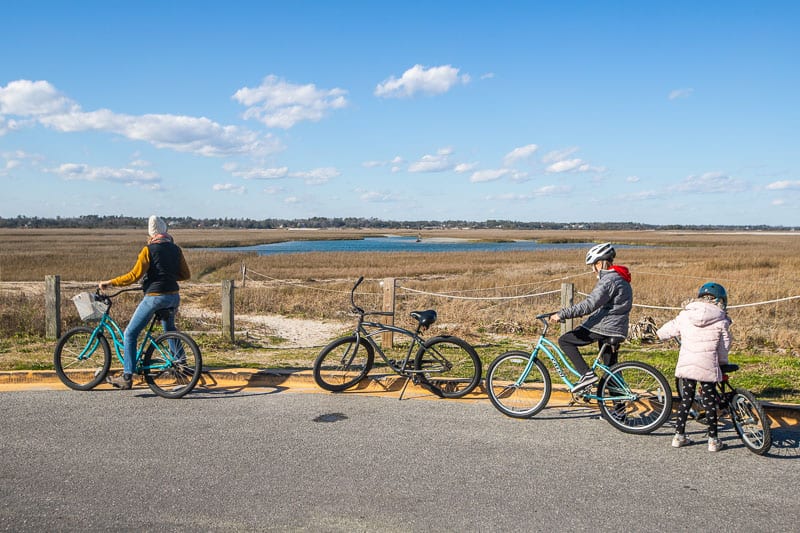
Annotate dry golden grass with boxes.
[1,228,800,355]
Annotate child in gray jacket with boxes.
[549,243,632,392]
[657,282,732,452]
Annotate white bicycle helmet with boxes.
[585,242,616,265]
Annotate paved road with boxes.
[1,387,798,532]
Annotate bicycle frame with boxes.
[519,318,629,402]
[354,313,429,375]
[80,298,177,375]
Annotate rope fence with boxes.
[241,263,800,311]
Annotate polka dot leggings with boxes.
[675,378,718,439]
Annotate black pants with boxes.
[675,379,718,438]
[558,327,619,375]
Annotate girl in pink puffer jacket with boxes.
[657,282,732,452]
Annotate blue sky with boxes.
[1,1,798,225]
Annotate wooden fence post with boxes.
[382,278,396,348]
[222,280,235,343]
[560,282,575,335]
[45,275,61,339]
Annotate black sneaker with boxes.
[570,372,598,393]
[107,373,132,390]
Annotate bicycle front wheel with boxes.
[143,331,202,399]
[730,388,772,455]
[414,336,481,398]
[313,336,374,391]
[485,351,551,418]
[598,361,672,434]
[54,326,111,390]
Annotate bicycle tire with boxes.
[598,361,672,434]
[53,326,111,391]
[413,336,481,398]
[730,388,772,455]
[143,331,202,399]
[313,336,374,392]
[485,351,551,418]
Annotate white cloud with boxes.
[0,79,280,157]
[533,185,571,196]
[289,167,339,185]
[766,180,800,190]
[542,147,579,164]
[213,183,246,194]
[626,175,641,183]
[470,168,510,183]
[51,162,160,186]
[546,158,585,173]
[673,171,746,193]
[375,64,470,98]
[233,75,348,129]
[359,190,402,203]
[408,148,454,173]
[232,166,289,180]
[0,80,76,116]
[669,88,694,100]
[454,162,478,173]
[503,144,538,166]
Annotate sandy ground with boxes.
[4,281,350,349]
[178,304,349,348]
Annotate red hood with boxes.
[609,265,631,282]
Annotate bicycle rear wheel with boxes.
[414,336,481,398]
[313,336,375,391]
[598,361,672,434]
[485,351,551,418]
[143,331,202,399]
[53,326,111,390]
[730,388,772,455]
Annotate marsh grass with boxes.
[1,228,799,401]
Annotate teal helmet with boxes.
[698,282,727,307]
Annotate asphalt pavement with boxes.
[1,375,799,532]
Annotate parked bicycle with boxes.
[54,287,202,399]
[676,365,772,455]
[485,313,672,434]
[313,276,481,399]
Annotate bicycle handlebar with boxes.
[348,276,394,318]
[95,286,142,302]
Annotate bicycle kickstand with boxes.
[399,375,411,401]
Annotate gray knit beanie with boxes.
[148,215,168,236]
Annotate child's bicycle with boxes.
[313,276,481,399]
[676,365,772,455]
[53,287,202,399]
[485,313,673,434]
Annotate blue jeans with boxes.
[122,293,180,375]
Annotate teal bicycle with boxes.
[54,287,202,399]
[485,313,672,434]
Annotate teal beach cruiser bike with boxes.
[486,313,672,434]
[54,287,202,399]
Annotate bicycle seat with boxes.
[720,363,739,373]
[410,310,437,327]
[154,307,176,321]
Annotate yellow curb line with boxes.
[1,369,798,428]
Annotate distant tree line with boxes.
[0,215,796,232]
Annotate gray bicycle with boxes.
[313,277,481,399]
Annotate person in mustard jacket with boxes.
[98,216,191,389]
[657,282,732,452]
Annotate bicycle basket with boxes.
[72,292,109,321]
